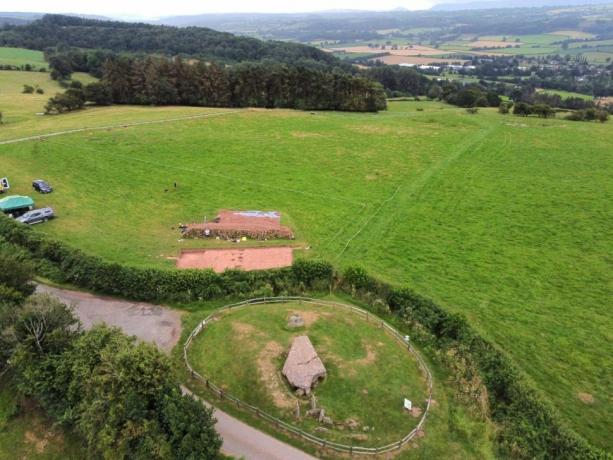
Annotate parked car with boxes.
[32,179,53,193]
[16,207,54,225]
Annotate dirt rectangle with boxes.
[177,247,294,272]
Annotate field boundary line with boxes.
[184,296,433,456]
[0,110,240,145]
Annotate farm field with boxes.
[188,301,430,447]
[0,94,611,450]
[536,88,594,100]
[0,47,46,68]
[324,31,613,65]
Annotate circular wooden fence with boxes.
[184,297,433,456]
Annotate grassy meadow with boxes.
[189,301,430,446]
[0,86,611,449]
[180,297,497,459]
[0,47,47,68]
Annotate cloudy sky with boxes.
[4,1,437,18]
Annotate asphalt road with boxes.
[37,284,318,460]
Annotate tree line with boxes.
[0,14,344,68]
[0,240,222,459]
[46,56,387,113]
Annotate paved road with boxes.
[37,284,317,460]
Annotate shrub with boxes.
[22,84,34,94]
[466,107,479,114]
[0,216,334,303]
[499,101,513,114]
[513,101,532,117]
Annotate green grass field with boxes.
[536,88,594,100]
[0,47,46,69]
[181,297,496,459]
[189,301,430,446]
[0,87,611,450]
[437,33,613,63]
[0,376,82,459]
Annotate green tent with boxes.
[0,195,34,213]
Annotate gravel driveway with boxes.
[36,284,182,352]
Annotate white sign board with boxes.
[404,398,412,411]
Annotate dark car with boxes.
[16,207,54,225]
[32,179,53,193]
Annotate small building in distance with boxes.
[282,335,326,395]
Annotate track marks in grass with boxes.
[335,124,495,261]
[0,110,240,146]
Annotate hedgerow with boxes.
[0,216,333,303]
[0,214,606,459]
[341,269,607,460]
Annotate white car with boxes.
[16,207,55,225]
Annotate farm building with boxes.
[183,210,294,240]
[0,195,34,216]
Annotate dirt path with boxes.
[37,284,317,460]
[0,110,239,146]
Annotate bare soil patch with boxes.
[291,310,330,327]
[177,247,294,272]
[291,131,323,139]
[257,340,295,409]
[469,40,521,48]
[25,430,50,454]
[333,45,444,56]
[577,392,595,404]
[374,55,467,66]
[232,321,257,335]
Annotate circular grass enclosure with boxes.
[187,300,430,447]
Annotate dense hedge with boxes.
[341,267,607,460]
[0,215,606,458]
[0,216,333,303]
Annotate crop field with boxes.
[0,47,47,68]
[0,88,611,449]
[188,301,430,447]
[328,32,613,64]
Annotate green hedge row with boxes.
[0,216,333,303]
[342,266,606,460]
[0,216,605,459]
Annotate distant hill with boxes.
[0,11,110,24]
[0,14,341,66]
[432,0,613,10]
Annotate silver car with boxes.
[16,207,54,225]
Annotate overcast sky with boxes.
[3,1,437,18]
